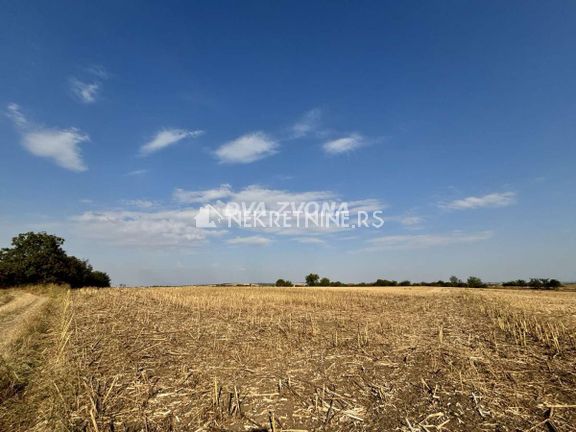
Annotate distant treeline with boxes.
[501,278,562,289]
[275,274,563,290]
[0,232,111,288]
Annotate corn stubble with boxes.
[1,286,575,431]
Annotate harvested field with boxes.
[1,286,576,431]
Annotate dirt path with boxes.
[0,291,49,352]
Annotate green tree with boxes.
[0,231,111,288]
[466,276,485,288]
[374,279,396,286]
[319,277,331,286]
[305,273,320,286]
[0,232,70,286]
[528,278,543,289]
[449,276,463,287]
[87,271,112,288]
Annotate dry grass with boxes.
[1,285,575,431]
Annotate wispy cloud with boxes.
[73,209,225,247]
[365,231,492,250]
[441,192,516,210]
[126,169,149,176]
[173,184,233,203]
[6,103,88,172]
[72,184,387,247]
[292,108,322,138]
[293,237,326,244]
[140,128,204,156]
[227,236,271,246]
[400,216,424,226]
[69,66,109,104]
[85,64,109,79]
[173,184,335,206]
[215,132,278,164]
[124,199,157,209]
[70,78,100,104]
[323,134,364,155]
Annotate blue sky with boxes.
[1,1,575,285]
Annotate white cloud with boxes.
[124,199,156,209]
[73,209,224,247]
[293,237,325,244]
[366,231,493,250]
[173,184,233,203]
[442,192,516,210]
[173,184,337,207]
[70,78,100,104]
[126,169,149,176]
[85,65,109,79]
[292,108,322,138]
[323,134,364,154]
[227,236,271,246]
[6,103,26,127]
[72,184,387,247]
[69,65,109,104]
[140,129,204,156]
[215,132,278,164]
[400,216,424,226]
[140,128,204,156]
[6,103,88,172]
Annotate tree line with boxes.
[0,232,111,288]
[274,274,563,290]
[501,278,561,289]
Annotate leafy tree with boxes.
[373,279,396,287]
[305,273,320,286]
[319,277,331,286]
[0,231,110,288]
[449,276,464,287]
[0,232,70,286]
[398,280,411,286]
[467,276,485,288]
[275,279,293,287]
[528,278,543,289]
[87,271,112,288]
[528,278,562,290]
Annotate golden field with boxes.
[1,285,575,431]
